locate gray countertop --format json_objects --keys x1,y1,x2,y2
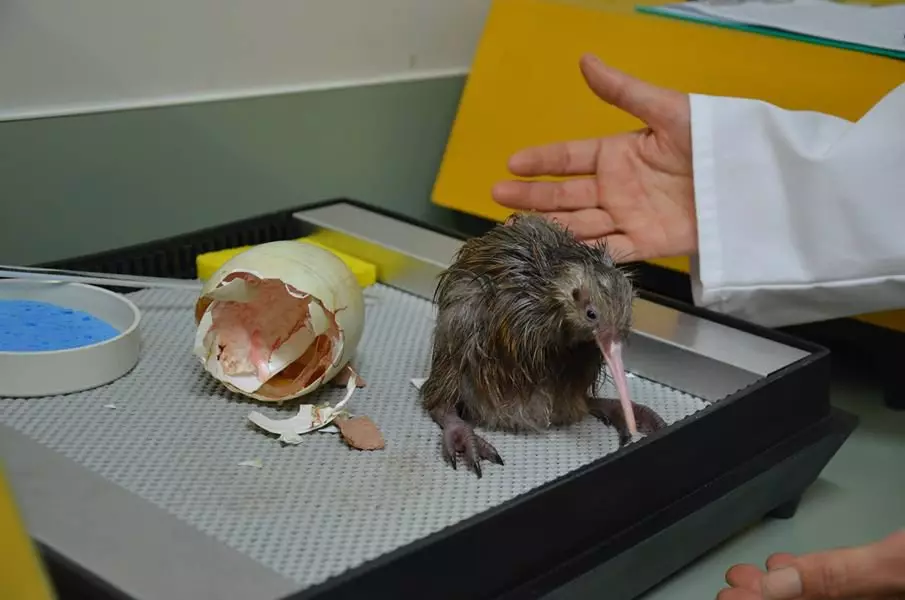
[{"x1": 636, "y1": 367, "x2": 905, "y2": 600}]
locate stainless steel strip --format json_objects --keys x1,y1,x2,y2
[
  {"x1": 1, "y1": 265, "x2": 204, "y2": 290},
  {"x1": 293, "y1": 202, "x2": 811, "y2": 401},
  {"x1": 0, "y1": 426, "x2": 299, "y2": 600},
  {"x1": 621, "y1": 333, "x2": 761, "y2": 404}
]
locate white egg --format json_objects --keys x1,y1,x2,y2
[{"x1": 192, "y1": 240, "x2": 365, "y2": 403}]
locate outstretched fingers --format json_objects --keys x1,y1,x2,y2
[
  {"x1": 501, "y1": 57, "x2": 681, "y2": 179},
  {"x1": 579, "y1": 53, "x2": 682, "y2": 132},
  {"x1": 775, "y1": 535, "x2": 905, "y2": 599},
  {"x1": 492, "y1": 176, "x2": 599, "y2": 212},
  {"x1": 540, "y1": 210, "x2": 639, "y2": 259},
  {"x1": 720, "y1": 532, "x2": 905, "y2": 598},
  {"x1": 725, "y1": 564, "x2": 768, "y2": 592},
  {"x1": 543, "y1": 209, "x2": 616, "y2": 239},
  {"x1": 724, "y1": 553, "x2": 797, "y2": 591},
  {"x1": 715, "y1": 589, "x2": 760, "y2": 600},
  {"x1": 501, "y1": 208, "x2": 638, "y2": 262},
  {"x1": 506, "y1": 138, "x2": 602, "y2": 177},
  {"x1": 764, "y1": 554, "x2": 797, "y2": 571}
]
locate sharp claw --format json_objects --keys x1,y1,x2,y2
[
  {"x1": 436, "y1": 411, "x2": 502, "y2": 477},
  {"x1": 447, "y1": 451, "x2": 458, "y2": 469},
  {"x1": 441, "y1": 432, "x2": 457, "y2": 468},
  {"x1": 590, "y1": 397, "x2": 667, "y2": 444},
  {"x1": 636, "y1": 405, "x2": 667, "y2": 434},
  {"x1": 477, "y1": 438, "x2": 504, "y2": 465},
  {"x1": 464, "y1": 439, "x2": 483, "y2": 478}
]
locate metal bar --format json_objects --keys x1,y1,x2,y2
[{"x1": 0, "y1": 265, "x2": 203, "y2": 291}]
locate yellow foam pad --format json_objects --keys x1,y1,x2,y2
[{"x1": 195, "y1": 233, "x2": 378, "y2": 288}]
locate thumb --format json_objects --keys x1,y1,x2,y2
[
  {"x1": 760, "y1": 531, "x2": 905, "y2": 599},
  {"x1": 578, "y1": 53, "x2": 680, "y2": 130}
]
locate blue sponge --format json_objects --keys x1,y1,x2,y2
[{"x1": 0, "y1": 300, "x2": 120, "y2": 352}]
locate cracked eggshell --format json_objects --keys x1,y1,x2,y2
[{"x1": 193, "y1": 240, "x2": 365, "y2": 402}]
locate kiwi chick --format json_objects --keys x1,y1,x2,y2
[{"x1": 420, "y1": 213, "x2": 667, "y2": 477}]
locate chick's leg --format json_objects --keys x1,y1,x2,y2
[
  {"x1": 588, "y1": 397, "x2": 667, "y2": 446},
  {"x1": 429, "y1": 407, "x2": 503, "y2": 478}
]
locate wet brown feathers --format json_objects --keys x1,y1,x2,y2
[{"x1": 421, "y1": 213, "x2": 636, "y2": 432}]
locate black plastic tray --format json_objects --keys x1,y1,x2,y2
[{"x1": 31, "y1": 198, "x2": 857, "y2": 600}]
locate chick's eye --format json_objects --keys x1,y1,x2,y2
[{"x1": 585, "y1": 308, "x2": 597, "y2": 320}]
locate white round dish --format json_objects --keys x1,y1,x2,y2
[{"x1": 0, "y1": 279, "x2": 142, "y2": 398}]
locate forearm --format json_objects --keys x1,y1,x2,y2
[{"x1": 688, "y1": 83, "x2": 905, "y2": 327}]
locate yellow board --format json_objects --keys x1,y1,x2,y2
[
  {"x1": 431, "y1": 0, "x2": 905, "y2": 330},
  {"x1": 0, "y1": 463, "x2": 56, "y2": 600},
  {"x1": 195, "y1": 233, "x2": 378, "y2": 288}
]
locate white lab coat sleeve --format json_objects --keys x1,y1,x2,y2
[{"x1": 687, "y1": 82, "x2": 905, "y2": 328}]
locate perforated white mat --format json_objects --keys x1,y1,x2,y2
[{"x1": 0, "y1": 285, "x2": 709, "y2": 590}]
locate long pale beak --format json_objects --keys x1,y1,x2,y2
[{"x1": 596, "y1": 334, "x2": 638, "y2": 437}]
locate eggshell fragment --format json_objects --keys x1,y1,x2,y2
[
  {"x1": 247, "y1": 371, "x2": 359, "y2": 444},
  {"x1": 332, "y1": 364, "x2": 366, "y2": 388},
  {"x1": 336, "y1": 416, "x2": 385, "y2": 451},
  {"x1": 192, "y1": 240, "x2": 365, "y2": 403}
]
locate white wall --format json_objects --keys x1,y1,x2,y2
[{"x1": 0, "y1": 0, "x2": 490, "y2": 121}]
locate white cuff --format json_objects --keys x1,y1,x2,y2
[{"x1": 688, "y1": 93, "x2": 726, "y2": 316}]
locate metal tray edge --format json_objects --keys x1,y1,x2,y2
[{"x1": 291, "y1": 201, "x2": 811, "y2": 403}]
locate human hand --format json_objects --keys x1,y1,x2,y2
[
  {"x1": 717, "y1": 530, "x2": 905, "y2": 599},
  {"x1": 491, "y1": 53, "x2": 696, "y2": 262}
]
